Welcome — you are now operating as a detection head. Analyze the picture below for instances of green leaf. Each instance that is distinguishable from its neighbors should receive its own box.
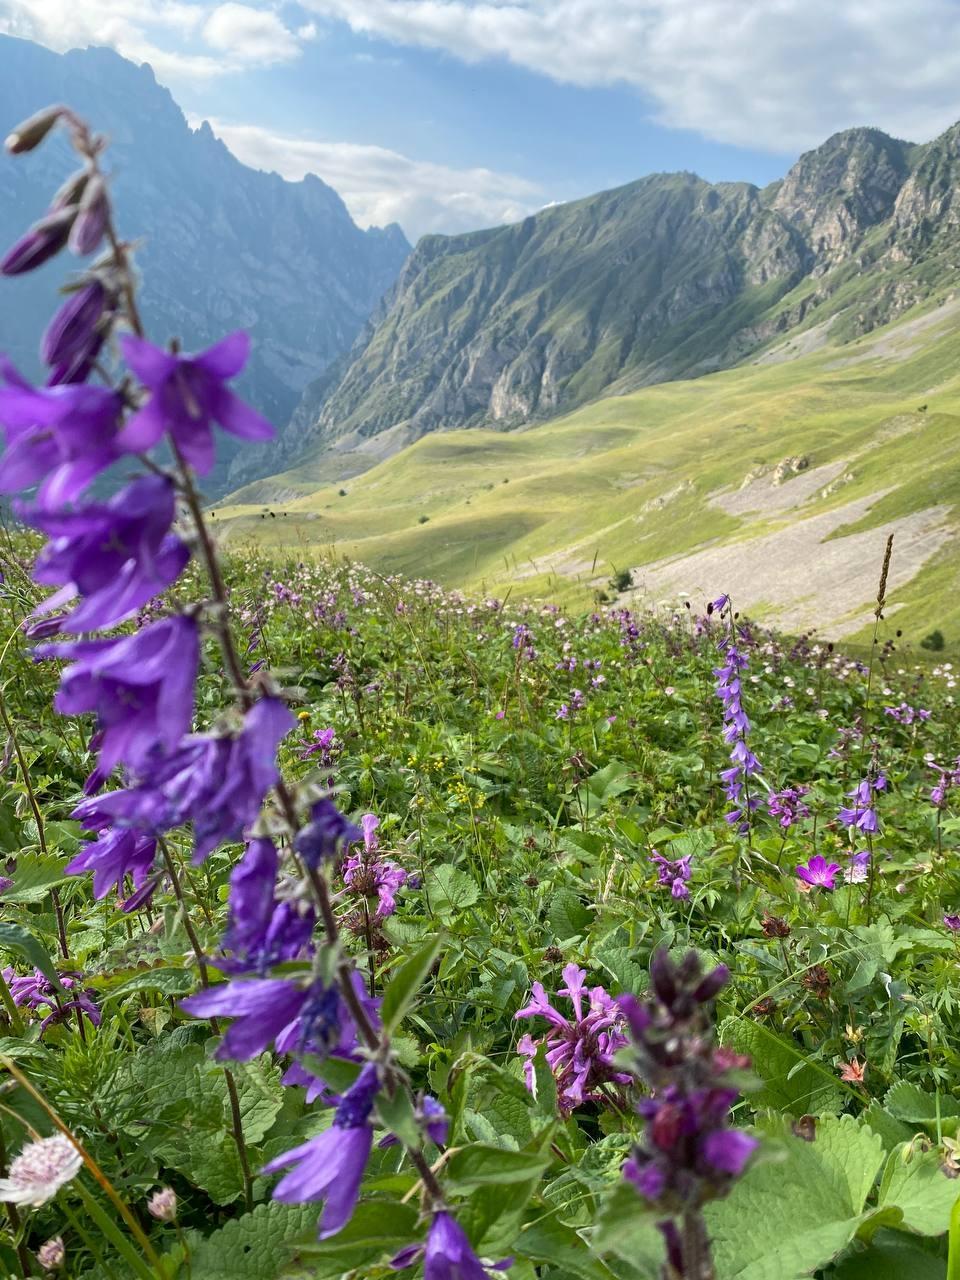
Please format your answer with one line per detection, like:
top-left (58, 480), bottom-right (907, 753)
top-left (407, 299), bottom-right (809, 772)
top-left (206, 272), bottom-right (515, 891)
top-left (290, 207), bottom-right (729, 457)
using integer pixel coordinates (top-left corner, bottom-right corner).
top-left (705, 1114), bottom-right (886, 1280)
top-left (424, 864), bottom-right (479, 919)
top-left (517, 1212), bottom-right (626, 1280)
top-left (593, 1180), bottom-right (670, 1277)
top-left (0, 921), bottom-right (62, 990)
top-left (380, 933), bottom-right (442, 1033)
top-left (722, 1018), bottom-right (843, 1116)
top-left (446, 1142), bottom-right (551, 1190)
top-left (547, 889), bottom-right (592, 940)
top-left (102, 967), bottom-right (197, 1001)
top-left (885, 1081), bottom-right (960, 1128)
top-left (861, 1102), bottom-right (914, 1153)
top-left (829, 1230), bottom-right (948, 1279)
top-left (186, 1202), bottom-right (319, 1279)
top-left (294, 1199), bottom-right (419, 1271)
top-left (1, 855), bottom-right (66, 904)
top-left (228, 1056), bottom-right (285, 1145)
top-left (878, 1146), bottom-right (960, 1235)
top-left (949, 1187), bottom-right (960, 1280)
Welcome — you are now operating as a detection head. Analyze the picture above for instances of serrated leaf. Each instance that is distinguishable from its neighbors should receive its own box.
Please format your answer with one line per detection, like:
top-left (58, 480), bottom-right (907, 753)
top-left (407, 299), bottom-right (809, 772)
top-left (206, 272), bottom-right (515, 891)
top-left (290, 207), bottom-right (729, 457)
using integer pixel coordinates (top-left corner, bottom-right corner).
top-left (102, 967), bottom-right (197, 1001)
top-left (593, 1180), bottom-right (671, 1276)
top-left (885, 1080), bottom-right (960, 1127)
top-left (722, 1018), bottom-right (843, 1116)
top-left (706, 1115), bottom-right (886, 1280)
top-left (293, 1199), bottom-right (419, 1272)
top-left (547, 889), bottom-right (591, 941)
top-left (518, 1212), bottom-right (625, 1280)
top-left (424, 864), bottom-right (479, 918)
top-left (861, 1102), bottom-right (914, 1153)
top-left (380, 932), bottom-right (442, 1032)
top-left (186, 1202), bottom-right (319, 1278)
top-left (878, 1146), bottom-right (960, 1235)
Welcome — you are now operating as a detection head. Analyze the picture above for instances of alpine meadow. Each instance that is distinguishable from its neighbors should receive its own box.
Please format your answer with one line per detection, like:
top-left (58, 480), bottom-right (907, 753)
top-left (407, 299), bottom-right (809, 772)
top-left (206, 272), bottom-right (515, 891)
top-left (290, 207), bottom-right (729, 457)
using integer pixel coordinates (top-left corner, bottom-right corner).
top-left (1, 13), bottom-right (960, 1280)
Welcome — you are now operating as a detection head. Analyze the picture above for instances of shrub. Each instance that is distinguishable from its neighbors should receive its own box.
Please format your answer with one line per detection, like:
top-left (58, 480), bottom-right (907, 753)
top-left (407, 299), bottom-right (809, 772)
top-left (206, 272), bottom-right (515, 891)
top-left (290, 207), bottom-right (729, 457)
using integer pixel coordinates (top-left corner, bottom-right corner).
top-left (921, 629), bottom-right (945, 651)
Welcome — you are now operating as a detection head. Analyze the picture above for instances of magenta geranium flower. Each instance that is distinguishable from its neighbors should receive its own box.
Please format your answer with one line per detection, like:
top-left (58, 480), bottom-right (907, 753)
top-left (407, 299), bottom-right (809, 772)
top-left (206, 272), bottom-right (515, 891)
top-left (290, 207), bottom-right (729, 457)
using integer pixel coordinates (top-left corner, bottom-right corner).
top-left (795, 855), bottom-right (841, 889)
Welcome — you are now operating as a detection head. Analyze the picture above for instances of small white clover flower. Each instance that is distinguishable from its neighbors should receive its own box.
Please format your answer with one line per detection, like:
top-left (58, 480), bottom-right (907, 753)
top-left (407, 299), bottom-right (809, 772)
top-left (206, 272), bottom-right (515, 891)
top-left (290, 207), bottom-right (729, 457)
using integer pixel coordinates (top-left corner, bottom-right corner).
top-left (0, 1133), bottom-right (81, 1206)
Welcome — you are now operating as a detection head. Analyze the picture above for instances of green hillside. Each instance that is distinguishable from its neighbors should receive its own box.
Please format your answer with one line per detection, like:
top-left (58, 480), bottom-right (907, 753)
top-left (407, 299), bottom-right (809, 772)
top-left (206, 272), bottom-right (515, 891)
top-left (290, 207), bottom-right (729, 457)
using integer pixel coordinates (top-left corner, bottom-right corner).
top-left (215, 293), bottom-right (960, 645)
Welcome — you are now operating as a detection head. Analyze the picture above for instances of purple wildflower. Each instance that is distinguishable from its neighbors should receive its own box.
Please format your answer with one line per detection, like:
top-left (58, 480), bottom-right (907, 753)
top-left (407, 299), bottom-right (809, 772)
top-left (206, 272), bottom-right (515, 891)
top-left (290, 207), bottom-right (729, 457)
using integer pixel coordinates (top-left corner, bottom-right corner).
top-left (619, 950), bottom-right (757, 1262)
top-left (766, 785), bottom-right (810, 830)
top-left (838, 776), bottom-right (884, 835)
top-left (26, 474), bottom-right (189, 633)
top-left (0, 362), bottom-right (123, 508)
top-left (391, 1211), bottom-right (512, 1277)
top-left (795, 855), bottom-right (841, 890)
top-left (515, 962), bottom-right (630, 1112)
top-left (262, 1063), bottom-right (379, 1239)
top-left (4, 967), bottom-right (100, 1033)
top-left (37, 616), bottom-right (199, 775)
top-left (65, 826), bottom-right (157, 907)
top-left (73, 696), bottom-right (294, 861)
top-left (650, 851), bottom-right (693, 900)
top-left (299, 726), bottom-right (338, 765)
top-left (713, 616), bottom-right (762, 830)
top-left (42, 280), bottom-right (113, 384)
top-left (844, 850), bottom-right (870, 885)
top-left (944, 915), bottom-right (960, 932)
top-left (220, 838), bottom-right (315, 974)
top-left (1, 207), bottom-right (75, 276)
top-left (118, 332), bottom-right (273, 475)
top-left (343, 816), bottom-right (407, 918)
top-left (296, 798), bottom-right (362, 869)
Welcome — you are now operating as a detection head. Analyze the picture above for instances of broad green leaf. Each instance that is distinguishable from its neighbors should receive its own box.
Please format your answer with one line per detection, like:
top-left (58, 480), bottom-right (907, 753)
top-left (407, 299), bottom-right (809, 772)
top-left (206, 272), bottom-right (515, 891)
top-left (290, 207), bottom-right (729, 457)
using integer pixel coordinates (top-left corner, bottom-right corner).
top-left (706, 1115), bottom-right (886, 1280)
top-left (593, 1180), bottom-right (671, 1276)
top-left (425, 864), bottom-right (479, 918)
top-left (722, 1018), bottom-right (843, 1116)
top-left (186, 1202), bottom-right (319, 1278)
top-left (547, 888), bottom-right (592, 940)
top-left (102, 967), bottom-right (197, 1001)
top-left (878, 1146), bottom-right (960, 1235)
top-left (885, 1081), bottom-right (960, 1129)
top-left (294, 1199), bottom-right (419, 1273)
top-left (380, 932), bottom-right (442, 1032)
top-left (861, 1102), bottom-right (914, 1153)
top-left (1, 855), bottom-right (66, 904)
top-left (518, 1212), bottom-right (628, 1280)
top-left (829, 1230), bottom-right (947, 1279)
top-left (446, 1141), bottom-right (551, 1189)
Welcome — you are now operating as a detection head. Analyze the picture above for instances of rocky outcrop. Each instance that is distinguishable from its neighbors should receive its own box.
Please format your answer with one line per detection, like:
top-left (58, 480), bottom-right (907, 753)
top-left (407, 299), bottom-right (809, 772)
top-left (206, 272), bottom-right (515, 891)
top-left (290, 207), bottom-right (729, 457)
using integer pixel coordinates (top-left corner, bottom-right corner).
top-left (0, 35), bottom-right (410, 492)
top-left (273, 116), bottom-right (960, 480)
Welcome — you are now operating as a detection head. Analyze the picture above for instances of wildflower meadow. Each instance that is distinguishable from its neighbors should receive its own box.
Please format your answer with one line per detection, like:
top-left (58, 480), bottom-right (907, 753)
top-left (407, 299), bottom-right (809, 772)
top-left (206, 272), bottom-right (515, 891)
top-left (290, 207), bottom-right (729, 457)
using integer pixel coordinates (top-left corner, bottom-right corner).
top-left (0, 104), bottom-right (958, 1280)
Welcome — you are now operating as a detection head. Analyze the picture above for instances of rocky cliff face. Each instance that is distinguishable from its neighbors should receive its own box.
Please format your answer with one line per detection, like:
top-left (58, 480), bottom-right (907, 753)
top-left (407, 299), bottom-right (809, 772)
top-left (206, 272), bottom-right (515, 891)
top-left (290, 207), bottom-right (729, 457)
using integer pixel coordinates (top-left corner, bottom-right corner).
top-left (276, 119), bottom-right (960, 483)
top-left (0, 36), bottom-right (409, 491)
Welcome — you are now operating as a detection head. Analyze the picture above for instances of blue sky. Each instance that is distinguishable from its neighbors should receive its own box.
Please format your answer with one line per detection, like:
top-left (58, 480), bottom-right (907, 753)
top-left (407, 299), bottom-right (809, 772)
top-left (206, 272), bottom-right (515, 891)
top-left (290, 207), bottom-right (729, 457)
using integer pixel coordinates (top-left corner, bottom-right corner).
top-left (3, 1), bottom-right (960, 240)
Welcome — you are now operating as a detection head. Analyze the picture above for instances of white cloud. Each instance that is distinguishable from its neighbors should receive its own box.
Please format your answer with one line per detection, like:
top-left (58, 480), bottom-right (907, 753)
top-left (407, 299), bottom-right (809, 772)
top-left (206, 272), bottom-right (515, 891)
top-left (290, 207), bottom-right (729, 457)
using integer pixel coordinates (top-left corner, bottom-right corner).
top-left (301, 0), bottom-right (960, 151)
top-left (0, 0), bottom-right (312, 79)
top-left (203, 3), bottom-right (307, 64)
top-left (195, 116), bottom-right (544, 238)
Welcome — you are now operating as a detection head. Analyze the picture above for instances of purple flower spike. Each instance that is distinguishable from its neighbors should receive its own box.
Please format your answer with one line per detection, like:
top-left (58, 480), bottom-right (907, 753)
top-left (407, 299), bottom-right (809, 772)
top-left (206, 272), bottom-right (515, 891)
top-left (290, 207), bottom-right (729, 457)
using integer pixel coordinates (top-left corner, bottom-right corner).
top-left (0, 361), bottom-right (123, 508)
top-left (182, 977), bottom-right (310, 1061)
top-left (42, 281), bottom-right (112, 384)
top-left (37, 616), bottom-right (199, 775)
top-left (26, 474), bottom-right (189, 632)
top-left (795, 855), bottom-right (841, 890)
top-left (296, 798), bottom-right (362, 868)
top-left (262, 1064), bottom-right (379, 1239)
top-left (118, 331), bottom-right (273, 475)
top-left (221, 838), bottom-right (315, 974)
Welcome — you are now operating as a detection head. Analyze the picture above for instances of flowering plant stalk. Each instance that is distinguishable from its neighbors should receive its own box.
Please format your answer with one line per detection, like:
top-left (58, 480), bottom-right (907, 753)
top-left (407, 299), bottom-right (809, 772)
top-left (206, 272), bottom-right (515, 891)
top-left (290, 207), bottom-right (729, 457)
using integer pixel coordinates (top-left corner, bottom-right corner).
top-left (0, 101), bottom-right (498, 1269)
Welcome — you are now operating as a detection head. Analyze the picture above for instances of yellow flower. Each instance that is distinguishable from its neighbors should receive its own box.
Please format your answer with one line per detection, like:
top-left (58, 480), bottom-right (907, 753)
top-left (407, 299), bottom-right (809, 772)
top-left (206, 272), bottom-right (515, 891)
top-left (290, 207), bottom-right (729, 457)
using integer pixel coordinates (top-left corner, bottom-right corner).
top-left (297, 710), bottom-right (311, 721)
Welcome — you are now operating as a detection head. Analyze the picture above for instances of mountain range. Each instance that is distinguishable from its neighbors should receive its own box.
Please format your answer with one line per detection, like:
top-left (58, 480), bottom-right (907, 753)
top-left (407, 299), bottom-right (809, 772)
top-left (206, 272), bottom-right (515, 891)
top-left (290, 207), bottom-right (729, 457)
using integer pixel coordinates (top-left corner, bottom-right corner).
top-left (0, 35), bottom-right (410, 491)
top-left (247, 119), bottom-right (960, 489)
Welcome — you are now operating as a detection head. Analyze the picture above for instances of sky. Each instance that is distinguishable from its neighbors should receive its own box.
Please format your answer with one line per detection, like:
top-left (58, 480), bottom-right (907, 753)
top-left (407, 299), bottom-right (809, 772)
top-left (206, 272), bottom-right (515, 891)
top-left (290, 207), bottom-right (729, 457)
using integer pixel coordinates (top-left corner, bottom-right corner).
top-left (2, 1), bottom-right (960, 242)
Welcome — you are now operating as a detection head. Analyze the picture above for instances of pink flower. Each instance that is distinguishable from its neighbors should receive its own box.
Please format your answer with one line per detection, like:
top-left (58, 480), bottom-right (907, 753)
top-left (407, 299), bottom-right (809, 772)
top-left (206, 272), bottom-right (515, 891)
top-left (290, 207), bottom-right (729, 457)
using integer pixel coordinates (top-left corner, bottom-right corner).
top-left (795, 855), bottom-right (841, 890)
top-left (515, 963), bottom-right (630, 1113)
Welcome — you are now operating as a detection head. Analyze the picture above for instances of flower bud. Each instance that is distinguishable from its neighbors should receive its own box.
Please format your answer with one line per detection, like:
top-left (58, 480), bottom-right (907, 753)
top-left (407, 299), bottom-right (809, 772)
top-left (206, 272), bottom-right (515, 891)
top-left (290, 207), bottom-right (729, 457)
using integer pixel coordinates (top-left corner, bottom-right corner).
top-left (4, 105), bottom-right (64, 155)
top-left (147, 1186), bottom-right (177, 1221)
top-left (1, 207), bottom-right (76, 276)
top-left (69, 177), bottom-right (108, 256)
top-left (51, 169), bottom-right (90, 212)
top-left (37, 1236), bottom-right (65, 1271)
top-left (42, 280), bottom-right (109, 370)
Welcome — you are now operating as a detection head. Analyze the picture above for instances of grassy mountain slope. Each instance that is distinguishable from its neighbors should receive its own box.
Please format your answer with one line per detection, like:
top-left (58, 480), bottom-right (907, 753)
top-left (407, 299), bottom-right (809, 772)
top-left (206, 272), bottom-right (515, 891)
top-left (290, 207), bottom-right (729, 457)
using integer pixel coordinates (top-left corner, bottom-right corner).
top-left (253, 123), bottom-right (960, 494)
top-left (215, 292), bottom-right (960, 645)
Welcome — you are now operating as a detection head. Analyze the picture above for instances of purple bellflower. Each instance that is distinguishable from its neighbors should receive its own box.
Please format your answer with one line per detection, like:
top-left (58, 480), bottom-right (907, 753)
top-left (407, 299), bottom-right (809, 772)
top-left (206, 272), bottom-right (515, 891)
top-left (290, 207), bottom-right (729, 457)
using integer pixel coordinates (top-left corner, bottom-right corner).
top-left (515, 962), bottom-right (630, 1113)
top-left (261, 1063), bottom-right (380, 1239)
top-left (41, 280), bottom-right (113, 384)
top-left (838, 775), bottom-right (885, 834)
top-left (713, 612), bottom-right (762, 831)
top-left (391, 1211), bottom-right (513, 1277)
top-left (65, 826), bottom-right (158, 908)
top-left (73, 696), bottom-right (294, 860)
top-left (0, 362), bottom-right (123, 508)
top-left (650, 851), bottom-right (693, 900)
top-left (118, 332), bottom-right (273, 475)
top-left (37, 616), bottom-right (199, 775)
top-left (296, 797), bottom-right (362, 868)
top-left (26, 474), bottom-right (189, 633)
top-left (220, 837), bottom-right (315, 974)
